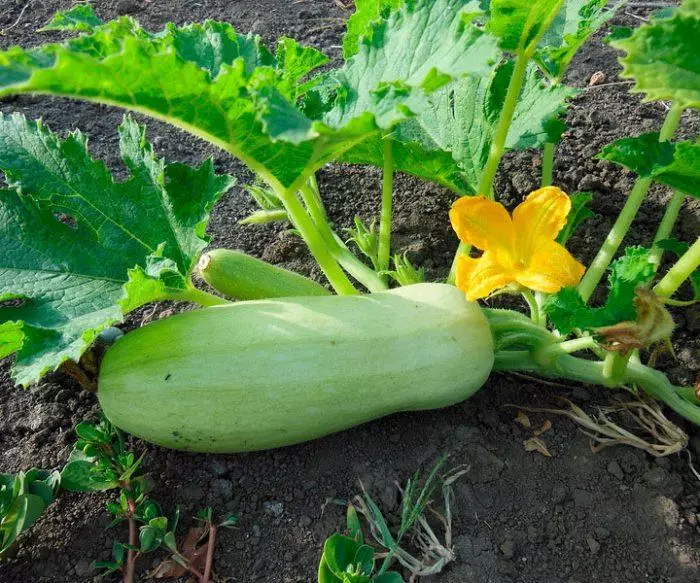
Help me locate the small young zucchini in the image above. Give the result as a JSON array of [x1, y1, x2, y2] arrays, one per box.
[[98, 283, 493, 453], [198, 248, 330, 299]]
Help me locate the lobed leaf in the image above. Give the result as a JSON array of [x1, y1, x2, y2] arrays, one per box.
[[487, 0, 565, 53], [342, 0, 402, 58], [384, 61, 575, 192], [0, 18, 351, 190], [340, 134, 473, 193], [0, 114, 233, 385], [611, 0, 700, 108], [39, 4, 103, 33], [546, 247, 656, 334], [325, 0, 500, 131], [598, 133, 700, 199], [1, 7, 500, 193], [321, 0, 507, 191]]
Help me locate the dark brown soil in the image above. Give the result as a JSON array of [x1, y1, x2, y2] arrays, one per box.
[[1, 1, 699, 582]]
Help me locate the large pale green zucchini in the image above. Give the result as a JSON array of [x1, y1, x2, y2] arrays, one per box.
[[98, 283, 493, 453]]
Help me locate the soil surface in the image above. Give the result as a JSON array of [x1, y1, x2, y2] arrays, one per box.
[[1, 1, 699, 582]]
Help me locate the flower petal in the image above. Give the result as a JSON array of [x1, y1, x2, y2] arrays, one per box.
[[515, 239, 585, 294], [512, 187, 571, 259], [450, 196, 515, 259], [456, 252, 515, 301]]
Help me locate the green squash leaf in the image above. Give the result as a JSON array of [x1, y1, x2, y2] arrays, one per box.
[[0, 114, 234, 385], [343, 0, 402, 58], [322, 0, 503, 192], [325, 0, 500, 131], [487, 0, 565, 53], [611, 0, 700, 108], [381, 61, 575, 192], [341, 134, 472, 193], [598, 133, 700, 199], [39, 3, 103, 33], [2, 8, 498, 192], [535, 0, 620, 81], [0, 18, 344, 189], [545, 246, 656, 334]]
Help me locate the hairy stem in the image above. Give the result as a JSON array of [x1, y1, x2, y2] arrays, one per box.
[[577, 103, 684, 302], [521, 289, 541, 325], [534, 336, 598, 363], [299, 180, 388, 292], [541, 142, 555, 187], [378, 138, 394, 276], [493, 349, 700, 425], [654, 236, 700, 298], [603, 351, 631, 387], [276, 186, 358, 295], [448, 52, 530, 275], [649, 190, 686, 268], [477, 52, 530, 199]]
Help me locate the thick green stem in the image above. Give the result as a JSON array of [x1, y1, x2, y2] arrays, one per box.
[[277, 187, 359, 295], [302, 176, 330, 225], [446, 53, 530, 278], [577, 103, 684, 302], [300, 181, 388, 293], [649, 190, 686, 269], [492, 349, 700, 425], [378, 139, 394, 275], [578, 177, 652, 300], [534, 336, 597, 363], [541, 142, 555, 187], [521, 289, 541, 325], [603, 351, 631, 387], [477, 52, 530, 199], [654, 236, 700, 298]]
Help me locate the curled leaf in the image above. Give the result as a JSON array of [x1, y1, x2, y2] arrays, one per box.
[[515, 411, 532, 428], [524, 437, 552, 457]]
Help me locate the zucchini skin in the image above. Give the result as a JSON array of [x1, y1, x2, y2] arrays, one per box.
[[199, 249, 330, 300], [98, 283, 493, 453]]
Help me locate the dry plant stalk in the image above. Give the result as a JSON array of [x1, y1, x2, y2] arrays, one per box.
[[511, 396, 688, 457]]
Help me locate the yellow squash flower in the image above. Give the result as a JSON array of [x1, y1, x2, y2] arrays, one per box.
[[449, 186, 585, 301]]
